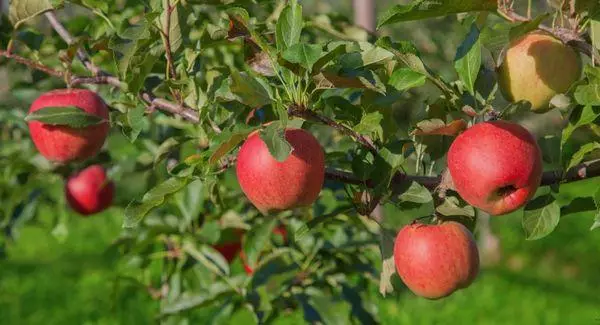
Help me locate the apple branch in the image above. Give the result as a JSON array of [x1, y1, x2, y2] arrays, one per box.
[[43, 11, 200, 123], [0, 50, 64, 78], [325, 159, 600, 193], [288, 105, 379, 157]]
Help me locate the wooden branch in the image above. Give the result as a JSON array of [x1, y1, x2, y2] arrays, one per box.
[[0, 50, 64, 78], [43, 11, 200, 123], [288, 105, 379, 157], [325, 159, 600, 193]]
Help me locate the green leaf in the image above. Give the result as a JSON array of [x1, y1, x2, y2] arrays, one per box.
[[508, 13, 549, 41], [574, 66, 600, 106], [398, 181, 433, 204], [436, 196, 475, 217], [377, 0, 497, 28], [209, 127, 255, 165], [376, 37, 428, 76], [243, 218, 277, 268], [454, 23, 481, 95], [160, 280, 234, 316], [123, 177, 190, 228], [282, 43, 323, 71], [562, 105, 600, 147], [160, 0, 182, 52], [388, 68, 426, 91], [259, 123, 292, 162], [353, 111, 383, 140], [378, 140, 410, 170], [480, 22, 511, 60], [522, 195, 560, 240], [312, 43, 347, 73], [9, 0, 61, 29], [565, 142, 600, 171], [276, 1, 303, 51], [592, 18, 600, 53], [379, 229, 396, 296], [24, 106, 105, 128], [230, 71, 272, 108], [122, 104, 145, 142], [339, 46, 394, 69]]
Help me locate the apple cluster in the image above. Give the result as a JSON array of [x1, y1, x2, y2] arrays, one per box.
[[24, 30, 581, 299]]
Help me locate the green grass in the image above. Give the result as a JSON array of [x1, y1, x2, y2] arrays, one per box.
[[1, 180, 600, 324]]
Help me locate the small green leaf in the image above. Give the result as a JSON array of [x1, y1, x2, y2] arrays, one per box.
[[123, 177, 190, 228], [591, 18, 600, 52], [259, 124, 292, 162], [574, 66, 600, 106], [243, 218, 278, 268], [388, 68, 426, 91], [123, 104, 145, 142], [230, 71, 272, 108], [282, 43, 323, 71], [353, 111, 383, 140], [454, 23, 481, 95], [522, 195, 560, 240], [160, 0, 182, 52], [25, 106, 105, 128], [562, 105, 600, 147], [565, 142, 600, 171], [209, 127, 255, 165], [312, 43, 347, 73], [398, 181, 433, 204], [379, 229, 396, 296], [276, 1, 303, 51], [378, 140, 411, 170], [436, 196, 475, 217]]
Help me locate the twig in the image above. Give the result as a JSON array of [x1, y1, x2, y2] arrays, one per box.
[[288, 105, 378, 157], [0, 50, 64, 78], [162, 2, 178, 81], [497, 6, 596, 59], [43, 10, 200, 123]]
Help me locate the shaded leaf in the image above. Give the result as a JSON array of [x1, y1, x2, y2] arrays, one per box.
[[9, 0, 60, 28], [243, 218, 277, 268], [230, 71, 272, 108], [574, 66, 600, 106], [508, 13, 549, 41], [398, 181, 433, 203], [276, 1, 302, 51], [565, 142, 600, 172], [209, 127, 255, 165], [282, 43, 323, 71], [379, 229, 396, 296], [259, 123, 292, 162]]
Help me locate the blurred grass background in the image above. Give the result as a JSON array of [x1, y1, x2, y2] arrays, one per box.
[[1, 177, 598, 324]]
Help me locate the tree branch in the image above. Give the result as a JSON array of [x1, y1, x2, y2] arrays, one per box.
[[43, 11, 200, 123], [0, 50, 64, 78], [288, 105, 378, 157], [325, 159, 600, 193]]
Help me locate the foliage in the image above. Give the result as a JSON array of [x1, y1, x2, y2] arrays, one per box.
[[0, 0, 599, 323]]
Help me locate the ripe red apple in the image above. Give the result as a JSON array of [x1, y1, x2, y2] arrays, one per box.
[[394, 221, 479, 299], [28, 88, 110, 163], [65, 165, 114, 216], [447, 121, 542, 215], [213, 242, 243, 263], [236, 128, 325, 213], [497, 31, 581, 111]]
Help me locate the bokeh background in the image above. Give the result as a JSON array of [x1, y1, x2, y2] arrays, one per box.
[[1, 0, 599, 324]]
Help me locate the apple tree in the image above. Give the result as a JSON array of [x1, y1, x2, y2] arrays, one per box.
[[0, 0, 599, 322]]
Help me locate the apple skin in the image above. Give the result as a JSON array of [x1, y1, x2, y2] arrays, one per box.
[[497, 31, 581, 111], [447, 121, 542, 215], [65, 165, 114, 216], [28, 89, 110, 163], [394, 221, 479, 300], [236, 128, 325, 213]]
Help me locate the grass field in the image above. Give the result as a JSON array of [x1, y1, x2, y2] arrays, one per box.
[[1, 178, 599, 324]]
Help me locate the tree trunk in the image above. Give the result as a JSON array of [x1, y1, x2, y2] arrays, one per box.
[[353, 0, 375, 32]]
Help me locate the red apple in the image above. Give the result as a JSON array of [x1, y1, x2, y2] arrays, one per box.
[[213, 242, 242, 263], [28, 88, 110, 163], [394, 221, 479, 299], [66, 165, 114, 216], [447, 121, 542, 215], [236, 128, 325, 214], [497, 31, 581, 111]]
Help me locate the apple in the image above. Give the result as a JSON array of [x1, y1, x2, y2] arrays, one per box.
[[497, 31, 581, 111], [28, 88, 110, 163], [447, 121, 542, 215], [236, 128, 325, 213], [394, 221, 479, 299], [65, 164, 114, 216]]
